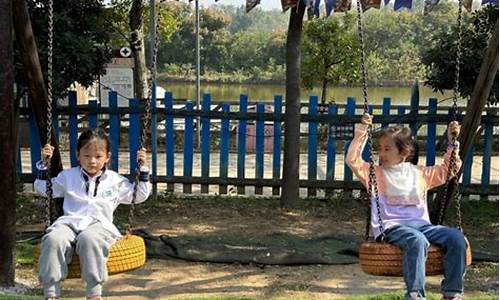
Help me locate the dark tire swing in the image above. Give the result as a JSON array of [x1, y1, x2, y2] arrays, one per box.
[[33, 0, 162, 278], [353, 0, 472, 276]]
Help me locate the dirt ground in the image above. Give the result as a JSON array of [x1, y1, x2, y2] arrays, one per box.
[[13, 193, 500, 299]]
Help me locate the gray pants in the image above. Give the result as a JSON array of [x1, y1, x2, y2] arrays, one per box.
[[38, 221, 117, 298]]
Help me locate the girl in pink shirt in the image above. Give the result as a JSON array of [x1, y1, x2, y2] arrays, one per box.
[[347, 114, 466, 300]]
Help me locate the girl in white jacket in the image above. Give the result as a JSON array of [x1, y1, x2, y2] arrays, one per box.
[[35, 128, 151, 300]]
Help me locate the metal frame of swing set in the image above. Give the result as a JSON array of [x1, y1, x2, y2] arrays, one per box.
[[32, 0, 162, 278], [353, 0, 473, 276]]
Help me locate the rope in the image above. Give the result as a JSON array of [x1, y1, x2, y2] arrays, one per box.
[[356, 0, 384, 241], [127, 2, 160, 234]]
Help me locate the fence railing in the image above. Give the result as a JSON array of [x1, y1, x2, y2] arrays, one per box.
[[18, 88, 499, 197]]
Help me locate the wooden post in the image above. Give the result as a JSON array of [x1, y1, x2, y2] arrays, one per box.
[[430, 20, 499, 224], [0, 0, 16, 287], [281, 0, 305, 206], [12, 0, 62, 177]]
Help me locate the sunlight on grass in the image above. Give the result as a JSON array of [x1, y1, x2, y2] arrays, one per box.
[[15, 243, 35, 265]]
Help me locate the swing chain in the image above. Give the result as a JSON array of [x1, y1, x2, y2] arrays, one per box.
[[356, 0, 385, 240], [437, 142, 462, 229], [44, 0, 55, 229], [127, 2, 161, 233], [452, 0, 463, 122], [437, 0, 464, 229]]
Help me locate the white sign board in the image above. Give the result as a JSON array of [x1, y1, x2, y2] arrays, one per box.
[[99, 67, 134, 107]]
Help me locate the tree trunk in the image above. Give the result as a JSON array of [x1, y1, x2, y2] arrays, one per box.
[[281, 2, 305, 207], [321, 76, 328, 105], [129, 0, 149, 101], [0, 0, 16, 286], [12, 0, 62, 177], [430, 20, 499, 224]]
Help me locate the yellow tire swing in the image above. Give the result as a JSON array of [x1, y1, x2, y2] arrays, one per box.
[[33, 0, 162, 278], [353, 0, 472, 276]]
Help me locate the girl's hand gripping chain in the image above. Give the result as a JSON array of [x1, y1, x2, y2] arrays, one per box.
[[361, 113, 373, 126], [42, 144, 55, 166], [447, 121, 461, 142], [137, 147, 147, 166]]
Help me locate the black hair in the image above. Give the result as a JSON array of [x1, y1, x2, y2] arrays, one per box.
[[77, 128, 111, 153], [379, 126, 419, 165]]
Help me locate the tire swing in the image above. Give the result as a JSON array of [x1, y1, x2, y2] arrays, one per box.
[[34, 0, 161, 278], [353, 0, 472, 276]]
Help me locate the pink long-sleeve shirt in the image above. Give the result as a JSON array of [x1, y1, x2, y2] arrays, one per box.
[[346, 124, 462, 238]]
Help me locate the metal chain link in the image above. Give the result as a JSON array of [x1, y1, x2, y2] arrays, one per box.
[[452, 0, 463, 122], [127, 3, 160, 233], [356, 0, 385, 241], [44, 0, 55, 229], [436, 0, 464, 230]]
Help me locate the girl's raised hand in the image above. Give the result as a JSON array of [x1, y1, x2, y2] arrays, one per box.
[[361, 113, 373, 125], [137, 148, 147, 166], [42, 144, 54, 165], [447, 121, 461, 142]]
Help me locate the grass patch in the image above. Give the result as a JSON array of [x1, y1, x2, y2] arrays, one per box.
[[15, 242, 34, 265]]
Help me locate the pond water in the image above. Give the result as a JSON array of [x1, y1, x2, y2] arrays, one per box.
[[159, 82, 462, 106]]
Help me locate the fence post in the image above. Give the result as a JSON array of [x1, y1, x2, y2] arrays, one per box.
[[237, 95, 248, 195], [52, 99, 59, 142], [109, 91, 119, 171], [325, 104, 338, 197], [29, 106, 41, 180], [382, 97, 391, 129], [397, 106, 405, 126], [183, 101, 194, 194], [426, 98, 437, 167], [308, 96, 318, 197], [272, 95, 282, 196], [201, 94, 211, 194], [219, 103, 230, 195], [129, 99, 140, 176], [255, 103, 265, 195], [165, 92, 175, 192], [68, 91, 78, 167], [88, 100, 98, 129]]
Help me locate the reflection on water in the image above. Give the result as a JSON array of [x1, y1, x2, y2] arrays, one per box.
[[159, 81, 462, 105]]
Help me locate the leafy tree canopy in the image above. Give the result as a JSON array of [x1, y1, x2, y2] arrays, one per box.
[[15, 0, 114, 99], [301, 13, 361, 102], [421, 5, 499, 104]]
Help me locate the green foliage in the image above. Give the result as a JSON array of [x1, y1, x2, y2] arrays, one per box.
[[155, 0, 492, 90], [301, 14, 361, 102], [158, 4, 234, 73], [421, 5, 499, 104], [16, 0, 113, 99], [158, 5, 286, 80], [107, 0, 181, 61]]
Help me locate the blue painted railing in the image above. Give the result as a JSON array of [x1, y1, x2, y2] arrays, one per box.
[[19, 88, 499, 197]]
